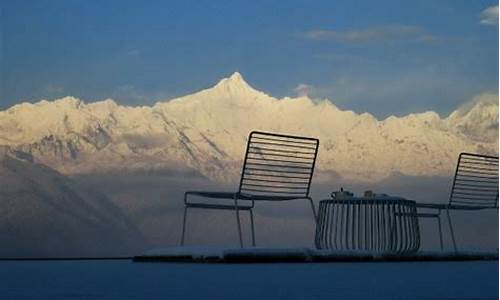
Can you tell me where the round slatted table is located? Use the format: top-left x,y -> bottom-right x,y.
315,197 -> 420,254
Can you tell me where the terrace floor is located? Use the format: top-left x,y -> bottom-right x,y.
134,247 -> 499,263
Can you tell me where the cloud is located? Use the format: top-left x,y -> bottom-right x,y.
112,84 -> 172,106
293,83 -> 314,97
453,92 -> 499,116
301,65 -> 486,118
480,5 -> 498,25
301,25 -> 438,43
45,84 -> 64,94
44,84 -> 65,99
113,85 -> 149,104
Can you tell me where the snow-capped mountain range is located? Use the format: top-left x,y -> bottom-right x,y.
0,72 -> 498,182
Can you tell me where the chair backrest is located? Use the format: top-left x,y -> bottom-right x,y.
449,152 -> 499,208
237,131 -> 319,199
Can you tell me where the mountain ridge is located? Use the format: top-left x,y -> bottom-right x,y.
0,150 -> 144,257
0,73 -> 497,182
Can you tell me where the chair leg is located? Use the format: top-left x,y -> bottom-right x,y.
446,208 -> 457,252
249,209 -> 256,247
234,195 -> 243,248
308,198 -> 317,223
437,214 -> 443,251
181,205 -> 188,246
307,198 -> 319,248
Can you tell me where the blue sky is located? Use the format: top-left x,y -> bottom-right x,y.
1,0 -> 498,117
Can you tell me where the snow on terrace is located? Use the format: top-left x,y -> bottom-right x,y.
136,246 -> 498,263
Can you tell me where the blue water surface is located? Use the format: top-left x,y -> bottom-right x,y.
1,260 -> 498,299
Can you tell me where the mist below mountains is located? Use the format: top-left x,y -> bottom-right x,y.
0,150 -> 497,257
76,170 -> 498,252
0,153 -> 144,257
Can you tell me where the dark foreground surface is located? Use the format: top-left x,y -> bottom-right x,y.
135,247 -> 499,263
0,260 -> 497,299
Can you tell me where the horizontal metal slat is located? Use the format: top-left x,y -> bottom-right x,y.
250,141 -> 317,151
246,162 -> 312,170
453,198 -> 496,203
452,190 -> 498,197
451,202 -> 496,207
460,152 -> 499,159
454,186 -> 498,192
456,173 -> 498,180
240,187 -> 306,195
455,178 -> 498,184
244,167 -> 311,176
460,154 -> 499,161
452,200 -> 497,205
460,160 -> 499,167
241,183 -> 308,190
249,146 -> 316,156
244,172 -> 310,180
242,176 -> 310,185
452,195 -> 497,201
251,134 -> 318,145
455,181 -> 498,188
457,169 -> 498,176
247,151 -> 313,160
460,156 -> 498,163
459,164 -> 499,172
452,197 -> 497,202
246,156 -> 313,166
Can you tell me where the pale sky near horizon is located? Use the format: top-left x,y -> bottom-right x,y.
1,0 -> 498,118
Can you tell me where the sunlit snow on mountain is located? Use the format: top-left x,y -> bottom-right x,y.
0,72 -> 497,182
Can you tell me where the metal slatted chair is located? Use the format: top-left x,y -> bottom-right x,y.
180,131 -> 319,247
416,152 -> 498,251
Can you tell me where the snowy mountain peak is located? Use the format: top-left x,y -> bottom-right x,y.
87,98 -> 119,111
156,72 -> 270,108
213,72 -> 257,95
446,93 -> 499,142
229,71 -> 244,81
46,96 -> 84,110
447,93 -> 498,119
